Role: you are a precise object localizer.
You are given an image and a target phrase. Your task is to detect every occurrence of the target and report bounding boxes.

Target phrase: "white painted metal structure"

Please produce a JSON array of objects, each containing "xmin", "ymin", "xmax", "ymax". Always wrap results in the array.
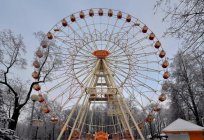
[
  {"xmin": 34, "ymin": 8, "xmax": 169, "ymax": 140},
  {"xmin": 57, "ymin": 58, "xmax": 145, "ymax": 140}
]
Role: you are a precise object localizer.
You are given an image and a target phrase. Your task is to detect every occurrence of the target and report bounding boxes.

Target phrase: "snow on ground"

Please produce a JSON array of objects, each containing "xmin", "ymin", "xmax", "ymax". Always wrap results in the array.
[{"xmin": 0, "ymin": 128, "xmax": 19, "ymax": 140}]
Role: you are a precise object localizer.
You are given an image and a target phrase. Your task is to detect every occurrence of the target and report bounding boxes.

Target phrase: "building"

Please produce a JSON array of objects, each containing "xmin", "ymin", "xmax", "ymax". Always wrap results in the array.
[{"xmin": 162, "ymin": 118, "xmax": 204, "ymax": 140}]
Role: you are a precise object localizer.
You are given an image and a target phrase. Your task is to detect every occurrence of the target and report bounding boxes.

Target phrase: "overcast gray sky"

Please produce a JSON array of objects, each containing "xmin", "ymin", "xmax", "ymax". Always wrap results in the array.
[{"xmin": 0, "ymin": 0, "xmax": 180, "ymax": 79}]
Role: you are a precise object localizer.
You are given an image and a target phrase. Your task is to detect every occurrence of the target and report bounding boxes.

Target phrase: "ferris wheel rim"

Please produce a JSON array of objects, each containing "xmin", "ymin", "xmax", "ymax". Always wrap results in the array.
[{"xmin": 32, "ymin": 9, "xmax": 170, "ymax": 132}]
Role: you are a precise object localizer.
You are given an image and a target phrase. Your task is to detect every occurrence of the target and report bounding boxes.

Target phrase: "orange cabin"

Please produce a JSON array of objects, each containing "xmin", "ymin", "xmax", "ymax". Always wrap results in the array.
[{"xmin": 94, "ymin": 131, "xmax": 109, "ymax": 140}]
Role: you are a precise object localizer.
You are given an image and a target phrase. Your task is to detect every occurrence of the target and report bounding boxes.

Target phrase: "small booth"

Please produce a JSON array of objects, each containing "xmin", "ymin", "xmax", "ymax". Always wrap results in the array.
[{"xmin": 162, "ymin": 118, "xmax": 204, "ymax": 140}]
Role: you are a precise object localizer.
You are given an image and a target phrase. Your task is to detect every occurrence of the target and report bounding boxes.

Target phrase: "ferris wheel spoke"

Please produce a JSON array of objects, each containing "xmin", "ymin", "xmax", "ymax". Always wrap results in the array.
[
  {"xmin": 107, "ymin": 57, "xmax": 129, "ymax": 62},
  {"xmin": 128, "ymin": 29, "xmax": 141, "ymax": 40},
  {"xmin": 130, "ymin": 77, "xmax": 158, "ymax": 93},
  {"xmin": 47, "ymin": 72, "xmax": 68, "ymax": 80},
  {"xmin": 45, "ymin": 71, "xmax": 72, "ymax": 81},
  {"xmin": 48, "ymin": 52, "xmax": 70, "ymax": 58},
  {"xmin": 61, "ymin": 88, "xmax": 81, "ymax": 108},
  {"xmin": 74, "ymin": 59, "xmax": 97, "ymax": 70},
  {"xmin": 104, "ymin": 17, "xmax": 119, "ymax": 50},
  {"xmin": 106, "ymin": 61, "xmax": 129, "ymax": 68},
  {"xmin": 67, "ymin": 87, "xmax": 82, "ymax": 99},
  {"xmin": 76, "ymin": 20, "xmax": 98, "ymax": 50},
  {"xmin": 91, "ymin": 15, "xmax": 97, "ymax": 36},
  {"xmin": 135, "ymin": 60, "xmax": 160, "ymax": 65},
  {"xmin": 52, "ymin": 67, "xmax": 73, "ymax": 73},
  {"xmin": 74, "ymin": 55, "xmax": 96, "ymax": 61},
  {"xmin": 46, "ymin": 75, "xmax": 74, "ymax": 90},
  {"xmin": 71, "ymin": 55, "xmax": 94, "ymax": 60},
  {"xmin": 127, "ymin": 43, "xmax": 154, "ymax": 55},
  {"xmin": 105, "ymin": 17, "xmax": 111, "ymax": 38},
  {"xmin": 112, "ymin": 69, "xmax": 128, "ymax": 80},
  {"xmin": 54, "ymin": 28, "xmax": 84, "ymax": 46},
  {"xmin": 108, "ymin": 23, "xmax": 134, "ymax": 53},
  {"xmin": 113, "ymin": 73, "xmax": 126, "ymax": 86},
  {"xmin": 81, "ymin": 72, "xmax": 95, "ymax": 87},
  {"xmin": 47, "ymin": 78, "xmax": 74, "ymax": 92},
  {"xmin": 106, "ymin": 28, "xmax": 140, "ymax": 54},
  {"xmin": 108, "ymin": 65, "xmax": 129, "ymax": 77},
  {"xmin": 132, "ymin": 86, "xmax": 157, "ymax": 103},
  {"xmin": 54, "ymin": 37, "xmax": 85, "ymax": 53},
  {"xmin": 110, "ymin": 48, "xmax": 127, "ymax": 57},
  {"xmin": 127, "ymin": 36, "xmax": 148, "ymax": 48},
  {"xmin": 106, "ymin": 60, "xmax": 129, "ymax": 69},
  {"xmin": 75, "ymin": 69, "xmax": 91, "ymax": 78},
  {"xmin": 127, "ymin": 81, "xmax": 156, "ymax": 103},
  {"xmin": 107, "ymin": 60, "xmax": 129, "ymax": 66},
  {"xmin": 77, "ymin": 51, "xmax": 95, "ymax": 59},
  {"xmin": 122, "ymin": 86, "xmax": 147, "ymax": 110},
  {"xmin": 106, "ymin": 61, "xmax": 129, "ymax": 72},
  {"xmin": 134, "ymin": 71, "xmax": 160, "ymax": 83},
  {"xmin": 75, "ymin": 68, "xmax": 93, "ymax": 79},
  {"xmin": 108, "ymin": 56, "xmax": 129, "ymax": 62},
  {"xmin": 134, "ymin": 65, "xmax": 161, "ymax": 73},
  {"xmin": 74, "ymin": 57, "xmax": 96, "ymax": 63},
  {"xmin": 83, "ymin": 19, "xmax": 98, "ymax": 49},
  {"xmin": 110, "ymin": 64, "xmax": 129, "ymax": 71},
  {"xmin": 73, "ymin": 58, "xmax": 96, "ymax": 65},
  {"xmin": 73, "ymin": 61, "xmax": 96, "ymax": 67},
  {"xmin": 74, "ymin": 63, "xmax": 95, "ymax": 71},
  {"xmin": 131, "ymin": 52, "xmax": 158, "ymax": 58},
  {"xmin": 66, "ymin": 24, "xmax": 96, "ymax": 52},
  {"xmin": 52, "ymin": 85, "xmax": 76, "ymax": 103},
  {"xmin": 133, "ymin": 68, "xmax": 159, "ymax": 73}
]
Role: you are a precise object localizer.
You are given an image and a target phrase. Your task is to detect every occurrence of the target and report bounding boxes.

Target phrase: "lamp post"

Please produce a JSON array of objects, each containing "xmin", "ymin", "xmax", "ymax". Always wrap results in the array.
[
  {"xmin": 29, "ymin": 94, "xmax": 39, "ymax": 139},
  {"xmin": 50, "ymin": 116, "xmax": 58, "ymax": 140},
  {"xmin": 201, "ymin": 117, "xmax": 204, "ymax": 126}
]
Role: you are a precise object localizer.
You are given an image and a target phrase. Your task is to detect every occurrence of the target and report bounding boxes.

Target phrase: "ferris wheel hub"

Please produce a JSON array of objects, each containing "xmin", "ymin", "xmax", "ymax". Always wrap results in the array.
[{"xmin": 92, "ymin": 50, "xmax": 110, "ymax": 58}]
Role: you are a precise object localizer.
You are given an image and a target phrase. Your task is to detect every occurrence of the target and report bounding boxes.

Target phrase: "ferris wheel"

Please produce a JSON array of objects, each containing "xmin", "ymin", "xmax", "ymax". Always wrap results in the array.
[{"xmin": 32, "ymin": 8, "xmax": 169, "ymax": 140}]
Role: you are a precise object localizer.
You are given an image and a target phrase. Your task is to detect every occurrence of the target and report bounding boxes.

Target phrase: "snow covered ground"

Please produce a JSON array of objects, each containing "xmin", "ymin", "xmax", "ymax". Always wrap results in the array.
[{"xmin": 0, "ymin": 128, "xmax": 19, "ymax": 140}]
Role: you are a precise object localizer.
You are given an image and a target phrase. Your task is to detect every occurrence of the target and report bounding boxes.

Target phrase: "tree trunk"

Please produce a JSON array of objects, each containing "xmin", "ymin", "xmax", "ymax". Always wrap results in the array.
[
  {"xmin": 8, "ymin": 108, "xmax": 20, "ymax": 130},
  {"xmin": 180, "ymin": 54, "xmax": 202, "ymax": 126},
  {"xmin": 149, "ymin": 122, "xmax": 154, "ymax": 140},
  {"xmin": 34, "ymin": 126, "xmax": 39, "ymax": 140},
  {"xmin": 188, "ymin": 88, "xmax": 202, "ymax": 126}
]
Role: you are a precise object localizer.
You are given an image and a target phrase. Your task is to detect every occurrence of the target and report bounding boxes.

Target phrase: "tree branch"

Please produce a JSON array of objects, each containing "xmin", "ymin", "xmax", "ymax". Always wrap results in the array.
[
  {"xmin": 0, "ymin": 81, "xmax": 18, "ymax": 97},
  {"xmin": 19, "ymin": 46, "xmax": 54, "ymax": 108}
]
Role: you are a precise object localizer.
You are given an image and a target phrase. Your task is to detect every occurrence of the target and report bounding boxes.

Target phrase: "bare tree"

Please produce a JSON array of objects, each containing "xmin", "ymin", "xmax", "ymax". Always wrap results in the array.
[
  {"xmin": 168, "ymin": 86, "xmax": 187, "ymax": 121},
  {"xmin": 0, "ymin": 29, "xmax": 57, "ymax": 130},
  {"xmin": 167, "ymin": 50, "xmax": 204, "ymax": 126},
  {"xmin": 155, "ymin": 0, "xmax": 204, "ymax": 52},
  {"xmin": 0, "ymin": 89, "xmax": 7, "ymax": 119},
  {"xmin": 154, "ymin": 0, "xmax": 204, "ymax": 126}
]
